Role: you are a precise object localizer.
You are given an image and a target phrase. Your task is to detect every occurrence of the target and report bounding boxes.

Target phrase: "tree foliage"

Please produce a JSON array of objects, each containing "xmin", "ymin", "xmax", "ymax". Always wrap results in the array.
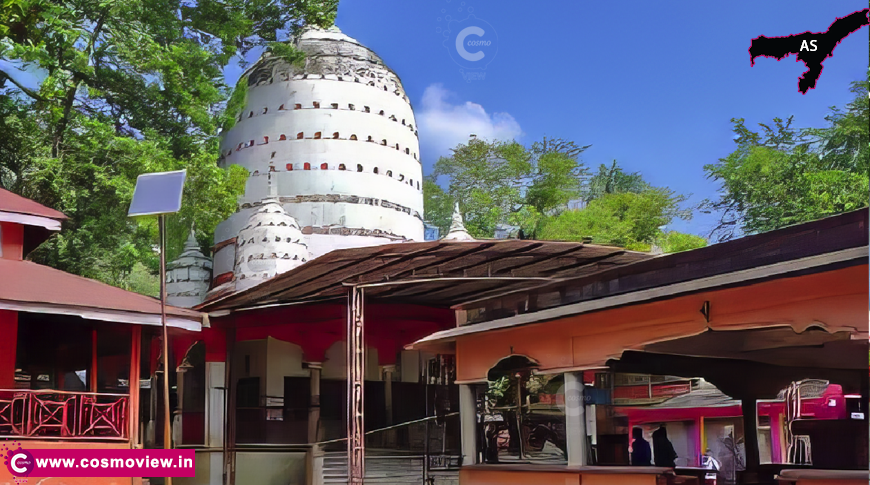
[
  {"xmin": 425, "ymin": 138, "xmax": 704, "ymax": 252},
  {"xmin": 427, "ymin": 136, "xmax": 589, "ymax": 237},
  {"xmin": 537, "ymin": 189, "xmax": 694, "ymax": 252},
  {"xmin": 703, "ymin": 78, "xmax": 869, "ymax": 241},
  {"xmin": 0, "ymin": 0, "xmax": 337, "ymax": 293}
]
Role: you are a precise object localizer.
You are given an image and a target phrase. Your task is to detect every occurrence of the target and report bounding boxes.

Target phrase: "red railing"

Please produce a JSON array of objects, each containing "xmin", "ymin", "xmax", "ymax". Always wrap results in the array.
[{"xmin": 0, "ymin": 390, "xmax": 128, "ymax": 440}]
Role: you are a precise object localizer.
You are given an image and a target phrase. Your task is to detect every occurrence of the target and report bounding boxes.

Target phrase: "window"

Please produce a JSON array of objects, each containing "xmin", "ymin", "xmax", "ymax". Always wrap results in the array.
[
  {"xmin": 237, "ymin": 143, "xmax": 243, "ymax": 151},
  {"xmin": 333, "ymin": 132, "xmax": 339, "ymax": 139},
  {"xmin": 278, "ymin": 104, "xmax": 285, "ymax": 110},
  {"xmin": 270, "ymin": 152, "xmax": 276, "ymax": 159},
  {"xmin": 304, "ymin": 163, "xmax": 311, "ymax": 170},
  {"xmin": 286, "ymin": 163, "xmax": 293, "ymax": 171},
  {"xmin": 373, "ymin": 167, "xmax": 379, "ymax": 174},
  {"xmin": 405, "ymin": 148, "xmax": 410, "ymax": 155},
  {"xmin": 379, "ymin": 110, "xmax": 385, "ymax": 116},
  {"xmin": 297, "ymin": 132, "xmax": 304, "ymax": 140},
  {"xmin": 262, "ymin": 136, "xmax": 269, "ymax": 144},
  {"xmin": 381, "ymin": 139, "xmax": 387, "ymax": 146},
  {"xmin": 248, "ymin": 111, "xmax": 253, "ymax": 118},
  {"xmin": 279, "ymin": 134, "xmax": 287, "ymax": 141},
  {"xmin": 350, "ymin": 135, "xmax": 358, "ymax": 141},
  {"xmin": 262, "ymin": 107, "xmax": 268, "ymax": 114},
  {"xmin": 294, "ymin": 103, "xmax": 302, "ymax": 110},
  {"xmin": 338, "ymin": 164, "xmax": 346, "ymax": 171},
  {"xmin": 386, "ymin": 170, "xmax": 392, "ymax": 177},
  {"xmin": 357, "ymin": 164, "xmax": 363, "ymax": 172},
  {"xmin": 398, "ymin": 174, "xmax": 405, "ymax": 181},
  {"xmin": 395, "ymin": 143, "xmax": 400, "ymax": 150},
  {"xmin": 367, "ymin": 136, "xmax": 373, "ymax": 142},
  {"xmin": 349, "ymin": 104, "xmax": 355, "ymax": 110},
  {"xmin": 331, "ymin": 103, "xmax": 338, "ymax": 109},
  {"xmin": 402, "ymin": 119, "xmax": 406, "ymax": 125},
  {"xmin": 320, "ymin": 163, "xmax": 328, "ymax": 170},
  {"xmin": 417, "ymin": 181, "xmax": 420, "ymax": 190},
  {"xmin": 313, "ymin": 101, "xmax": 320, "ymax": 108},
  {"xmin": 364, "ymin": 106, "xmax": 370, "ymax": 113},
  {"xmin": 249, "ymin": 140, "xmax": 254, "ymax": 147},
  {"xmin": 314, "ymin": 132, "xmax": 321, "ymax": 139}
]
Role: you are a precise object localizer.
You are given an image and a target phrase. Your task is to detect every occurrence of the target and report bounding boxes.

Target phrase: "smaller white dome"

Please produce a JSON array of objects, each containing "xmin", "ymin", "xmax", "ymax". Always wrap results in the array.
[
  {"xmin": 234, "ymin": 198, "xmax": 310, "ymax": 291},
  {"xmin": 442, "ymin": 203, "xmax": 475, "ymax": 241}
]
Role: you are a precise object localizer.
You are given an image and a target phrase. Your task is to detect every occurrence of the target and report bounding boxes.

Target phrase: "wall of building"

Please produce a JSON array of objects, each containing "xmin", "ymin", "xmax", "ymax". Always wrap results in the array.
[
  {"xmin": 235, "ymin": 451, "xmax": 306, "ymax": 485},
  {"xmin": 265, "ymin": 338, "xmax": 308, "ymax": 404},
  {"xmin": 454, "ymin": 266, "xmax": 868, "ymax": 382},
  {"xmin": 321, "ymin": 340, "xmax": 380, "ymax": 381}
]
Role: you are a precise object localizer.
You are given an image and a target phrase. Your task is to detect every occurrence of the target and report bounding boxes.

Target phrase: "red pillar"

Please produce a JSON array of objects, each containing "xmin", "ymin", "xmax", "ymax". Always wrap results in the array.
[
  {"xmin": 129, "ymin": 326, "xmax": 142, "ymax": 445},
  {"xmin": 0, "ymin": 310, "xmax": 18, "ymax": 389}
]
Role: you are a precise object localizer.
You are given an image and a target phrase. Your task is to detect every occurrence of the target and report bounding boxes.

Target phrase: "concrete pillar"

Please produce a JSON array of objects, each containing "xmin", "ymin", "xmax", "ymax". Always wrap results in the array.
[
  {"xmin": 459, "ymin": 384, "xmax": 477, "ymax": 465},
  {"xmin": 564, "ymin": 372, "xmax": 587, "ymax": 466},
  {"xmin": 383, "ymin": 365, "xmax": 396, "ymax": 447},
  {"xmin": 308, "ymin": 363, "xmax": 322, "ymax": 444},
  {"xmin": 206, "ymin": 362, "xmax": 226, "ymax": 448}
]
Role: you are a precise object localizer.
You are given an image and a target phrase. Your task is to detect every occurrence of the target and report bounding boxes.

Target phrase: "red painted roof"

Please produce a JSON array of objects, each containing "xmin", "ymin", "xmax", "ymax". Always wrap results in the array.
[
  {"xmin": 0, "ymin": 188, "xmax": 67, "ymax": 221},
  {"xmin": 0, "ymin": 258, "xmax": 202, "ymax": 327}
]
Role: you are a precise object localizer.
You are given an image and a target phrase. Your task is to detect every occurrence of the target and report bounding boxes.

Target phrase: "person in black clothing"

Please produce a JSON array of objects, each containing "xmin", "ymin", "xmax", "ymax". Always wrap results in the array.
[
  {"xmin": 652, "ymin": 425, "xmax": 678, "ymax": 467},
  {"xmin": 630, "ymin": 427, "xmax": 652, "ymax": 466}
]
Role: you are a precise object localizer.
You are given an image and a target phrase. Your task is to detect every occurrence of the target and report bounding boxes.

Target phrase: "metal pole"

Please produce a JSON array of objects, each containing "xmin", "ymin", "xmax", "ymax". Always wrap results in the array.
[
  {"xmin": 159, "ymin": 214, "xmax": 173, "ymax": 485},
  {"xmin": 347, "ymin": 286, "xmax": 365, "ymax": 484}
]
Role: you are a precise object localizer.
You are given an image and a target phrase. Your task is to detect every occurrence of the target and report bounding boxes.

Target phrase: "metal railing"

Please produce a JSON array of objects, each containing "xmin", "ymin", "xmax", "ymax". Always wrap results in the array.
[{"xmin": 0, "ymin": 389, "xmax": 129, "ymax": 440}]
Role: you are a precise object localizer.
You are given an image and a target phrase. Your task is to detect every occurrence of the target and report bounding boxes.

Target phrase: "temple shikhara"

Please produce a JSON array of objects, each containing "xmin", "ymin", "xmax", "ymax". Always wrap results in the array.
[
  {"xmin": 0, "ymin": 25, "xmax": 867, "ymax": 485},
  {"xmin": 205, "ymin": 26, "xmax": 424, "ymax": 301}
]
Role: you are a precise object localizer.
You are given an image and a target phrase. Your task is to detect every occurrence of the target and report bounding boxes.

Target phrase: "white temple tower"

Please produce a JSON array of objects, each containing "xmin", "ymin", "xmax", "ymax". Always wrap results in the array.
[{"xmin": 211, "ymin": 26, "xmax": 424, "ymax": 289}]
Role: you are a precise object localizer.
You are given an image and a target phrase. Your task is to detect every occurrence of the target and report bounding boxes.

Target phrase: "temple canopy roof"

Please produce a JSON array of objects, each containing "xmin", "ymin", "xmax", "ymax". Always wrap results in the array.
[{"xmin": 198, "ymin": 239, "xmax": 649, "ymax": 312}]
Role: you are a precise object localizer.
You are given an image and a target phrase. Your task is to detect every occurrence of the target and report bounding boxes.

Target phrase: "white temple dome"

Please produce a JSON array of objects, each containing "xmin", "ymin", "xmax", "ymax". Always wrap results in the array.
[
  {"xmin": 233, "ymin": 198, "xmax": 310, "ymax": 291},
  {"xmin": 166, "ymin": 229, "xmax": 213, "ymax": 308},
  {"xmin": 211, "ymin": 25, "xmax": 424, "ymax": 291}
]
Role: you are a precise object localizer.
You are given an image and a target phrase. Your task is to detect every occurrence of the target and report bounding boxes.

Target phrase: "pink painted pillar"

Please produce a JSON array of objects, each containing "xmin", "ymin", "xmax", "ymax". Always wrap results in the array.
[{"xmin": 0, "ymin": 310, "xmax": 18, "ymax": 390}]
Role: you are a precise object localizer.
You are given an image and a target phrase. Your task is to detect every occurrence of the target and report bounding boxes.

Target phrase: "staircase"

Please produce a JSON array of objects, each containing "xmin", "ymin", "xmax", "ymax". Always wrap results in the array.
[{"xmin": 319, "ymin": 451, "xmax": 459, "ymax": 485}]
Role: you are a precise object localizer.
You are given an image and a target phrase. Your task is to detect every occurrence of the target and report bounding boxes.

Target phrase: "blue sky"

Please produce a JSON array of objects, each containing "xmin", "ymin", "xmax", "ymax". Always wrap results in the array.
[{"xmin": 323, "ymin": 0, "xmax": 869, "ymax": 237}]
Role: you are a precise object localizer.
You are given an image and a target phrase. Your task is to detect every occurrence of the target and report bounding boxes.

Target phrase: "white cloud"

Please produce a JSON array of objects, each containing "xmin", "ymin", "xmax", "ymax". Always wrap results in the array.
[{"xmin": 416, "ymin": 84, "xmax": 522, "ymax": 166}]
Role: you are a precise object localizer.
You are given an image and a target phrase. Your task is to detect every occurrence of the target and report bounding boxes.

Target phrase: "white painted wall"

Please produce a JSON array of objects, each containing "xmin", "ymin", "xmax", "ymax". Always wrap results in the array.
[
  {"xmin": 321, "ymin": 340, "xmax": 381, "ymax": 381},
  {"xmin": 265, "ymin": 338, "xmax": 308, "ymax": 404}
]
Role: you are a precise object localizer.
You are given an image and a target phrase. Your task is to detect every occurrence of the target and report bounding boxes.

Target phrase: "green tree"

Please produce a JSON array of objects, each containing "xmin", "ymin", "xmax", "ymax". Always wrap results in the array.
[
  {"xmin": 585, "ymin": 160, "xmax": 651, "ymax": 201},
  {"xmin": 537, "ymin": 189, "xmax": 699, "ymax": 252},
  {"xmin": 703, "ymin": 78, "xmax": 869, "ymax": 241},
  {"xmin": 427, "ymin": 136, "xmax": 589, "ymax": 238},
  {"xmin": 0, "ymin": 0, "xmax": 337, "ymax": 291}
]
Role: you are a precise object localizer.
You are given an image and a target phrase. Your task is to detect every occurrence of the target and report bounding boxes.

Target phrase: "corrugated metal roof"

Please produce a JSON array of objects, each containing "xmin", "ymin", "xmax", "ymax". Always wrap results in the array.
[
  {"xmin": 0, "ymin": 188, "xmax": 66, "ymax": 221},
  {"xmin": 0, "ymin": 258, "xmax": 202, "ymax": 330},
  {"xmin": 198, "ymin": 240, "xmax": 651, "ymax": 312}
]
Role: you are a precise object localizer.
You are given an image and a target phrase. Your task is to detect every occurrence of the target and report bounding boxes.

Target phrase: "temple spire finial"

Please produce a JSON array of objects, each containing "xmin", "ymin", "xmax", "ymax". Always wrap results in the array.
[
  {"xmin": 442, "ymin": 201, "xmax": 475, "ymax": 241},
  {"xmin": 183, "ymin": 224, "xmax": 198, "ymax": 251}
]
